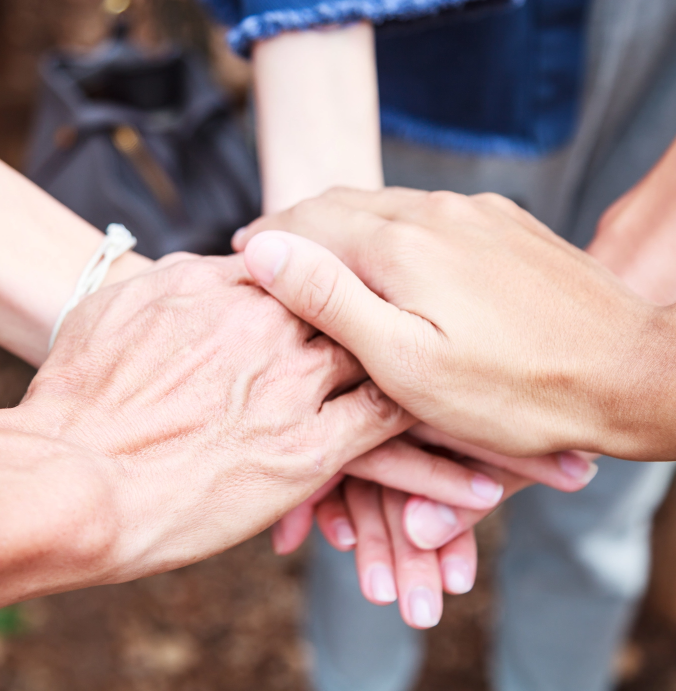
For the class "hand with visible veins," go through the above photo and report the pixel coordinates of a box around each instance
[0,252,415,606]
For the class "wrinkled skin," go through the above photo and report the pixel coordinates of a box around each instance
[0,253,411,605]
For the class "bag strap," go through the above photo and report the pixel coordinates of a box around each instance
[111,124,182,216]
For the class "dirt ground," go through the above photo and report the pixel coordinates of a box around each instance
[1,1,676,689]
[0,507,675,691]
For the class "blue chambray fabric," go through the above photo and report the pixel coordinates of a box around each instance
[201,0,590,155]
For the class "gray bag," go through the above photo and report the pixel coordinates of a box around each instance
[26,41,260,259]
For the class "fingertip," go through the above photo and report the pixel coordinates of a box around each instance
[407,586,442,628]
[271,521,288,555]
[244,231,291,286]
[441,557,474,594]
[332,517,357,550]
[557,451,600,488]
[470,473,504,505]
[365,564,398,604]
[231,227,248,252]
[404,497,459,550]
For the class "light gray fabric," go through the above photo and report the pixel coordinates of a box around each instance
[306,1,676,690]
[493,460,675,691]
[307,529,424,691]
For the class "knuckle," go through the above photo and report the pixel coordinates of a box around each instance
[360,533,392,553]
[252,432,328,484]
[169,257,225,293]
[427,189,466,215]
[473,191,510,207]
[157,250,197,266]
[289,197,321,224]
[357,444,400,479]
[358,381,405,425]
[300,259,343,324]
[473,192,528,223]
[398,553,434,574]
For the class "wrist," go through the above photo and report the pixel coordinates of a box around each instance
[101,249,153,289]
[575,301,676,461]
[0,250,152,369]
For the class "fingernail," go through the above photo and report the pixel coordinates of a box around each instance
[558,452,599,484]
[406,499,458,550]
[470,474,504,504]
[231,227,247,251]
[271,521,287,555]
[442,557,473,594]
[408,587,441,628]
[368,565,397,603]
[247,234,290,285]
[333,518,357,548]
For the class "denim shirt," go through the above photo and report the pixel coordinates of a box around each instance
[202,0,590,156]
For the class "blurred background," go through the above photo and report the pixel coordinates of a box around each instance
[1,1,676,689]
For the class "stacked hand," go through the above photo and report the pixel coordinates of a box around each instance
[270,424,595,627]
[1,248,591,607]
[1,252,414,605]
[6,142,676,610]
[233,173,676,627]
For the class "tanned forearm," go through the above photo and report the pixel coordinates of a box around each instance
[0,411,119,606]
[253,22,383,213]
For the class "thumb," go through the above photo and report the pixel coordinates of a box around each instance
[244,231,399,368]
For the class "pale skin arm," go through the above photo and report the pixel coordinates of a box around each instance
[0,160,151,367]
[253,22,383,213]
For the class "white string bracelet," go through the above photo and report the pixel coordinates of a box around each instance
[49,223,137,351]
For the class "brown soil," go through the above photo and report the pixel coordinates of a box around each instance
[0,518,501,691]
[0,508,675,691]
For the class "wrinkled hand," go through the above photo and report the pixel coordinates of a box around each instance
[235,187,671,461]
[3,252,412,602]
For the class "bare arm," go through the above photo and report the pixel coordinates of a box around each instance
[253,22,383,213]
[0,160,152,367]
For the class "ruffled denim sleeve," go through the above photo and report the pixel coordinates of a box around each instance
[201,0,520,56]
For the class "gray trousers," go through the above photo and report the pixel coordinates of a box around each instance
[307,2,676,690]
